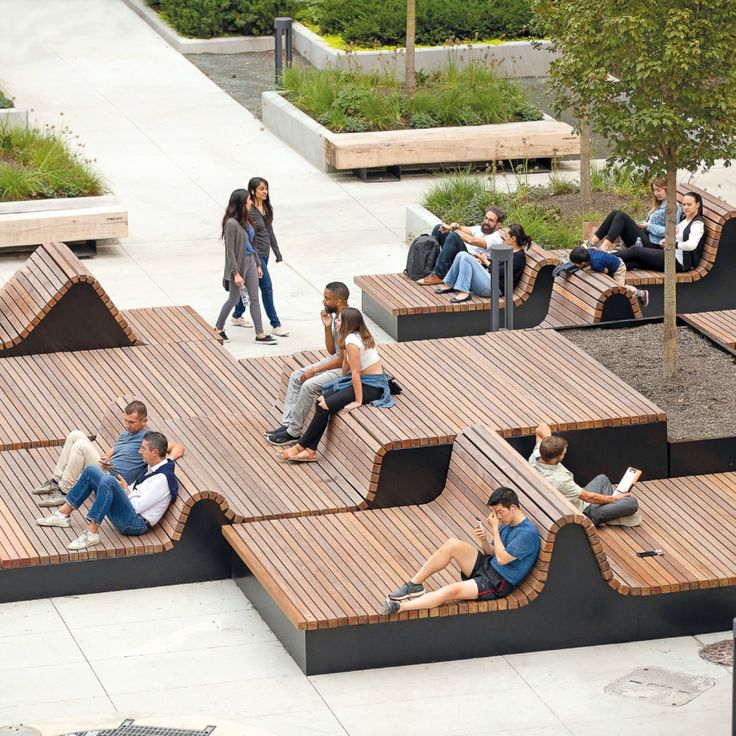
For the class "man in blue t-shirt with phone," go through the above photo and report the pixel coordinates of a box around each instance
[381,487,540,615]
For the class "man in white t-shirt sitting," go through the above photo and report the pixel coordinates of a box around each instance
[417,206,505,286]
[36,431,179,550]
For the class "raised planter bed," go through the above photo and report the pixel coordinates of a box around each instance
[262,91,579,177]
[292,21,555,78]
[121,0,273,54]
[0,106,28,129]
[0,195,128,252]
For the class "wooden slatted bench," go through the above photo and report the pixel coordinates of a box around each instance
[680,309,736,353]
[0,195,128,251]
[540,184,736,329]
[323,118,580,179]
[122,305,223,346]
[354,243,560,341]
[0,240,138,357]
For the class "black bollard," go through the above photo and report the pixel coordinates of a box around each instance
[489,242,514,332]
[274,17,293,81]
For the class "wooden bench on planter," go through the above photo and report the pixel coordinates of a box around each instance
[0,195,128,252]
[680,308,736,352]
[540,184,736,329]
[323,118,580,180]
[226,423,736,674]
[354,243,560,341]
[0,240,138,357]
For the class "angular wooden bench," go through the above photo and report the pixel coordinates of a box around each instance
[0,195,128,251]
[227,424,736,673]
[0,240,138,357]
[541,184,736,328]
[680,308,736,353]
[354,244,560,341]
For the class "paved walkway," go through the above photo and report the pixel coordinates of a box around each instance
[0,2,733,734]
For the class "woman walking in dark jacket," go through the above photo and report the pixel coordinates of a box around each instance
[231,177,289,336]
[215,189,277,345]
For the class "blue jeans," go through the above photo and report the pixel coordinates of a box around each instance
[431,225,468,279]
[234,256,281,327]
[65,466,150,535]
[443,252,492,296]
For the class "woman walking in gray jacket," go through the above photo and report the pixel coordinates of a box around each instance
[215,189,277,345]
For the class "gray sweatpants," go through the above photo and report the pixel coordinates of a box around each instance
[216,254,263,333]
[583,474,639,526]
[282,356,341,436]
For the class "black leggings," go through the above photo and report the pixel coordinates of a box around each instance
[615,247,684,272]
[299,384,383,450]
[596,210,654,248]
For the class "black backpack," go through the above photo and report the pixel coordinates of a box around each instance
[404,234,440,281]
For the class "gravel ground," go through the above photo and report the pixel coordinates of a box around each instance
[565,323,736,440]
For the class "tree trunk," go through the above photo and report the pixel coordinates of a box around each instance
[579,120,592,204]
[662,165,678,378]
[405,0,416,94]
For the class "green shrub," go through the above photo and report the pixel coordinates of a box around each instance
[0,90,12,110]
[159,0,297,38]
[422,168,648,250]
[281,64,542,133]
[303,0,533,47]
[0,124,106,202]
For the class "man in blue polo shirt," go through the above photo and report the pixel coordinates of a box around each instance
[31,400,184,508]
[569,245,649,307]
[380,487,540,615]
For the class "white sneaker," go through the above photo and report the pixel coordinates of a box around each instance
[231,316,253,328]
[67,530,101,550]
[272,326,290,337]
[36,510,71,528]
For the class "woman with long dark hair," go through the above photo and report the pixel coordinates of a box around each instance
[280,307,394,463]
[588,177,681,252]
[616,191,706,272]
[231,177,288,336]
[215,189,277,344]
[436,223,531,303]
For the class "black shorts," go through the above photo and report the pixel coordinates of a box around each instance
[462,551,513,600]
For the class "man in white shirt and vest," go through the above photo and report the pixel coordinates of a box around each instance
[36,431,179,550]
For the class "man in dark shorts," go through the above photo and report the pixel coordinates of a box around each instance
[381,487,540,615]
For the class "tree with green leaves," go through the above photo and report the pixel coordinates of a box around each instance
[534,0,736,377]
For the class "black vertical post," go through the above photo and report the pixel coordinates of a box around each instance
[274,17,293,81]
[733,618,736,736]
[489,243,513,332]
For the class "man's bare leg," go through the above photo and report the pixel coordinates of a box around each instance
[398,579,479,612]
[409,538,479,585]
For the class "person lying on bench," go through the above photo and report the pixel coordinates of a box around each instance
[280,307,394,464]
[266,282,350,447]
[36,431,179,550]
[586,177,679,252]
[31,400,184,509]
[435,224,530,304]
[528,424,641,527]
[380,487,540,615]
[615,191,706,273]
[416,206,505,286]
[569,246,649,307]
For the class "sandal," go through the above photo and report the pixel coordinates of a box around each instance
[288,449,318,463]
[450,293,472,303]
[435,286,455,294]
[280,444,304,461]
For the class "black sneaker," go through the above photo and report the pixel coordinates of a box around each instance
[255,335,278,345]
[268,429,301,446]
[217,329,229,343]
[381,598,401,615]
[265,424,287,437]
[387,581,425,600]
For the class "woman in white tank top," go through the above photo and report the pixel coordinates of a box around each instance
[281,308,394,463]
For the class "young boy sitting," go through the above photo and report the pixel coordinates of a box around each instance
[569,245,649,307]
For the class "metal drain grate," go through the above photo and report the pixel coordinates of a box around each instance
[700,639,733,666]
[61,720,217,736]
[605,666,715,706]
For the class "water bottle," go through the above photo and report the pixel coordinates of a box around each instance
[239,285,250,310]
[634,236,643,248]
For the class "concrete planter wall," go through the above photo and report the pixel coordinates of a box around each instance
[406,204,440,244]
[292,22,556,78]
[0,107,28,129]
[121,0,273,54]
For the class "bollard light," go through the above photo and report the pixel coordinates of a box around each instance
[274,17,293,81]
[489,242,514,332]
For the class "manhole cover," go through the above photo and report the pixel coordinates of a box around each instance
[61,722,217,736]
[605,666,715,706]
[700,639,733,666]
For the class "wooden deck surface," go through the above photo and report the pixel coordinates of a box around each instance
[681,309,736,350]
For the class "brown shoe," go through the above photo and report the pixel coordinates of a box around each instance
[417,274,442,286]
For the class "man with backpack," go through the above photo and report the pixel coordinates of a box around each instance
[415,206,506,286]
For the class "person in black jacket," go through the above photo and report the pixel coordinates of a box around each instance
[436,223,531,304]
[231,177,289,336]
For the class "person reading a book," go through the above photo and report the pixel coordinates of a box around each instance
[528,424,641,527]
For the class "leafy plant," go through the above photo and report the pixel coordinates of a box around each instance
[0,123,106,202]
[0,90,12,110]
[281,63,542,133]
